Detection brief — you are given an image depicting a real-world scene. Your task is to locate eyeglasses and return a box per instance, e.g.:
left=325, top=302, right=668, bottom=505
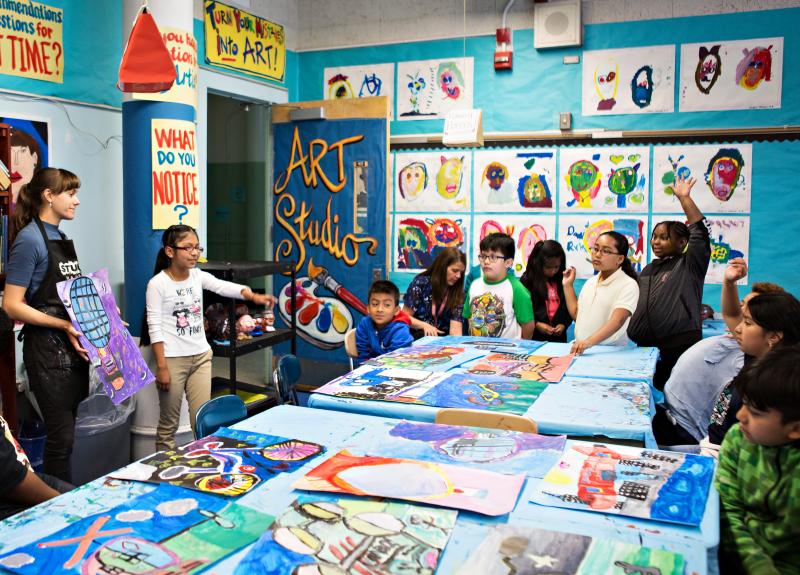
left=173, top=245, right=204, bottom=254
left=477, top=254, right=508, bottom=263
left=591, top=246, right=620, bottom=256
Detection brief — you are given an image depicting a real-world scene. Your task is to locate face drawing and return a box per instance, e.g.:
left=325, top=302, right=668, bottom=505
left=695, top=45, right=721, bottom=94
left=607, top=163, right=640, bottom=208
left=483, top=161, right=507, bottom=191
left=436, top=155, right=464, bottom=199
left=327, top=73, right=354, bottom=99
left=704, top=148, right=744, bottom=202
left=518, top=173, right=551, bottom=208
left=437, top=62, right=464, bottom=100
left=631, top=65, right=653, bottom=108
left=398, top=162, right=428, bottom=200
left=427, top=217, right=463, bottom=249
left=594, top=58, right=619, bottom=110
left=736, top=45, right=773, bottom=90
left=565, top=160, right=601, bottom=208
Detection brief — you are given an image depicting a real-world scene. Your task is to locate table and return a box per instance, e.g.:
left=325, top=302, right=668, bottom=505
left=0, top=405, right=719, bottom=574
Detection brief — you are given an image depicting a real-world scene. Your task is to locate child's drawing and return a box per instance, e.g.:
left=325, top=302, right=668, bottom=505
left=312, top=365, right=441, bottom=401
left=472, top=149, right=557, bottom=211
left=416, top=372, right=548, bottom=414
left=473, top=214, right=556, bottom=275
left=394, top=151, right=471, bottom=212
left=419, top=334, right=546, bottom=355
left=323, top=63, right=395, bottom=117
left=462, top=352, right=573, bottom=383
left=394, top=213, right=469, bottom=271
left=364, top=344, right=485, bottom=372
left=397, top=57, right=474, bottom=120
left=537, top=342, right=659, bottom=382
left=558, top=215, right=648, bottom=278
left=559, top=147, right=650, bottom=211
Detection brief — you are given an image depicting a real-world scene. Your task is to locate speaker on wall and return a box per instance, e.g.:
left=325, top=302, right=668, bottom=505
left=534, top=0, right=582, bottom=49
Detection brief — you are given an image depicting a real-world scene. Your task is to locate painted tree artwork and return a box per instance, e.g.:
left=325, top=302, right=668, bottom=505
left=394, top=151, right=471, bottom=212
left=473, top=214, right=556, bottom=275
left=558, top=215, right=648, bottom=278
left=472, top=149, right=557, bottom=211
left=323, top=63, right=395, bottom=117
left=57, top=268, right=154, bottom=404
left=416, top=372, right=548, bottom=414
left=397, top=57, right=474, bottom=120
left=394, top=213, right=469, bottom=271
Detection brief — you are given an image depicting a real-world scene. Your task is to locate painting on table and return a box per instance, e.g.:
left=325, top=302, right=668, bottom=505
left=559, top=147, right=650, bottom=211
left=394, top=213, right=470, bottom=271
left=312, top=365, right=442, bottom=401
left=462, top=352, right=573, bottom=383
left=472, top=148, right=557, bottom=211
left=558, top=214, right=648, bottom=279
left=418, top=335, right=546, bottom=355
left=531, top=442, right=715, bottom=526
left=416, top=372, right=548, bottom=414
left=364, top=344, right=486, bottom=372
left=294, top=449, right=525, bottom=516
left=473, top=214, right=557, bottom=275
left=397, top=57, right=474, bottom=120
left=537, top=342, right=659, bottom=382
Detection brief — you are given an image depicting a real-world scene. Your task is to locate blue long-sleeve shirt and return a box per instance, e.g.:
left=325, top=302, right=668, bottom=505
left=355, top=314, right=413, bottom=360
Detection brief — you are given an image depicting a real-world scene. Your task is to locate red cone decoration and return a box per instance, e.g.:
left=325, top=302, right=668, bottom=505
left=118, top=8, right=176, bottom=93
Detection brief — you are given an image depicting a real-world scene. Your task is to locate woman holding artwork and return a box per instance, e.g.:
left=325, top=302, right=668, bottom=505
left=627, top=175, right=711, bottom=390
left=2, top=168, right=88, bottom=482
left=402, top=247, right=466, bottom=338
left=520, top=240, right=573, bottom=343
left=563, top=231, right=639, bottom=355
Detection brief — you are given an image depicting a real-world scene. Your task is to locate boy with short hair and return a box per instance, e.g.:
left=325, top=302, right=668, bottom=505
left=355, top=280, right=413, bottom=360
left=716, top=345, right=800, bottom=574
left=463, top=233, right=535, bottom=339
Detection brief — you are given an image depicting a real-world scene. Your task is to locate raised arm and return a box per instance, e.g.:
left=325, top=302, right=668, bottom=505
left=722, top=258, right=748, bottom=333
left=673, top=174, right=703, bottom=225
left=562, top=267, right=578, bottom=320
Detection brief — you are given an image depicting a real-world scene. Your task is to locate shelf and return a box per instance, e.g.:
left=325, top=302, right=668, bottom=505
left=210, top=328, right=294, bottom=357
left=199, top=260, right=295, bottom=281
left=211, top=377, right=278, bottom=415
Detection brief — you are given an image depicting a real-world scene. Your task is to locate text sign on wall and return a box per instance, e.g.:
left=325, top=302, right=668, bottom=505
left=151, top=119, right=199, bottom=230
left=203, top=0, right=285, bottom=82
left=0, top=0, right=63, bottom=83
left=133, top=27, right=198, bottom=110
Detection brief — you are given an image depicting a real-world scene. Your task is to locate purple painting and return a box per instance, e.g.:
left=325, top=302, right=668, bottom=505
left=57, top=268, right=154, bottom=404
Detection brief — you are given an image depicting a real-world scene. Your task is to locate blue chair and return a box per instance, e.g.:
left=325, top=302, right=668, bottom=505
left=274, top=354, right=301, bottom=405
left=195, top=395, right=247, bottom=438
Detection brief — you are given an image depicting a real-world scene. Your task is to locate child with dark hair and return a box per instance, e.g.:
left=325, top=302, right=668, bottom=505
left=520, top=239, right=572, bottom=342
left=356, top=280, right=413, bottom=360
left=463, top=233, right=534, bottom=339
left=716, top=344, right=800, bottom=574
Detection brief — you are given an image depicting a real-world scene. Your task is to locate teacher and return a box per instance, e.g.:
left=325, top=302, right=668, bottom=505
left=402, top=247, right=466, bottom=338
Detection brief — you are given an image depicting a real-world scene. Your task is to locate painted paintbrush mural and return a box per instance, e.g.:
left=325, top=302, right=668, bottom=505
left=532, top=442, right=715, bottom=526
left=558, top=215, right=647, bottom=278
left=0, top=484, right=274, bottom=575
left=394, top=213, right=469, bottom=271
left=233, top=495, right=457, bottom=575
left=680, top=37, right=783, bottom=111
left=313, top=365, right=443, bottom=401
left=652, top=144, right=752, bottom=213
left=294, top=449, right=525, bottom=515
left=323, top=63, right=395, bottom=115
left=473, top=214, right=556, bottom=275
left=416, top=372, right=548, bottom=414
left=397, top=57, right=474, bottom=120
left=456, top=524, right=686, bottom=575
left=582, top=45, right=676, bottom=116
left=559, top=147, right=649, bottom=211
left=472, top=149, right=557, bottom=211
left=461, top=352, right=573, bottom=383
left=57, top=269, right=154, bottom=404
left=394, top=151, right=471, bottom=212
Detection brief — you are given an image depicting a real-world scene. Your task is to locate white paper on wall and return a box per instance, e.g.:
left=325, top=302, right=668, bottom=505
left=558, top=214, right=648, bottom=279
left=397, top=58, right=474, bottom=120
left=472, top=149, right=557, bottom=212
left=323, top=63, right=395, bottom=117
left=472, top=214, right=556, bottom=275
left=394, top=151, right=471, bottom=212
left=394, top=213, right=470, bottom=272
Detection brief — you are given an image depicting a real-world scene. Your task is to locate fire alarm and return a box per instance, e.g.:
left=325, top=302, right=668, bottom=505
left=494, top=27, right=513, bottom=71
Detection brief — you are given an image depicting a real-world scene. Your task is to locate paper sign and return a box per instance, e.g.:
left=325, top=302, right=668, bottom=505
left=133, top=27, right=198, bottom=109
left=0, top=0, right=63, bottom=83
left=151, top=118, right=199, bottom=229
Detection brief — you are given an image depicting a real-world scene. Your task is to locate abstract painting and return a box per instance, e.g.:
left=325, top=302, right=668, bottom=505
left=323, top=63, right=395, bottom=117
left=537, top=342, right=659, bottom=382
left=416, top=372, right=548, bottom=414
left=559, top=147, right=650, bottom=212
left=472, top=149, right=557, bottom=211
left=652, top=144, right=752, bottom=213
left=397, top=57, right=474, bottom=120
left=558, top=215, right=648, bottom=278
left=418, top=335, right=546, bottom=355
left=680, top=37, right=783, bottom=111
left=582, top=45, right=675, bottom=116
left=57, top=268, right=154, bottom=404
left=473, top=214, right=556, bottom=275
left=364, top=344, right=486, bottom=372
left=233, top=495, right=457, bottom=575
left=461, top=352, right=573, bottom=383
left=312, top=365, right=443, bottom=401
left=0, top=483, right=274, bottom=575
left=532, top=442, right=715, bottom=526
left=394, top=151, right=471, bottom=212
left=294, top=449, right=525, bottom=516
left=394, top=213, right=469, bottom=271
left=352, top=420, right=566, bottom=478
left=456, top=524, right=685, bottom=575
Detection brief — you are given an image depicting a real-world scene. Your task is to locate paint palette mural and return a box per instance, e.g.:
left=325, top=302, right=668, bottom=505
left=397, top=57, right=474, bottom=120
left=233, top=495, right=457, bottom=575
left=582, top=45, right=676, bottom=116
left=416, top=372, right=548, bottom=414
left=461, top=352, right=573, bottom=383
left=323, top=63, right=395, bottom=117
left=473, top=214, right=556, bottom=275
left=394, top=151, right=471, bottom=212
left=456, top=524, right=686, bottom=575
left=278, top=277, right=356, bottom=349
left=680, top=37, right=783, bottom=112
left=472, top=149, right=557, bottom=211
left=652, top=144, right=752, bottom=213
left=394, top=213, right=469, bottom=271
left=532, top=442, right=715, bottom=526
left=559, top=147, right=650, bottom=212
left=558, top=214, right=648, bottom=278
left=313, top=365, right=443, bottom=401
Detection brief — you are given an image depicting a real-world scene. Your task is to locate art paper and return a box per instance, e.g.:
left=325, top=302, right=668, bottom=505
left=582, top=45, right=676, bottom=116
left=652, top=144, right=752, bottom=213
left=323, top=63, right=395, bottom=117
left=472, top=149, right=557, bottom=211
left=559, top=147, right=650, bottom=212
left=473, top=214, right=556, bottom=275
left=418, top=335, right=546, bottom=355
left=0, top=1, right=63, bottom=84
left=0, top=483, right=274, bottom=575
left=416, top=372, right=548, bottom=414
left=532, top=442, right=715, bottom=526
left=294, top=449, right=525, bottom=516
left=351, top=420, right=566, bottom=478
left=151, top=118, right=199, bottom=229
left=537, top=343, right=659, bottom=382
left=233, top=495, right=457, bottom=575
left=558, top=215, right=648, bottom=278
left=395, top=213, right=470, bottom=271
left=457, top=524, right=685, bottom=575
left=397, top=57, right=474, bottom=120
left=312, top=364, right=444, bottom=401
left=0, top=115, right=50, bottom=205
left=461, top=352, right=573, bottom=383
left=680, top=37, right=783, bottom=111
left=364, top=344, right=487, bottom=372
left=394, top=151, right=471, bottom=212
left=57, top=268, right=154, bottom=404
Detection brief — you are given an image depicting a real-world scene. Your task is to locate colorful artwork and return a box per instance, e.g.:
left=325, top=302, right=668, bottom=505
left=680, top=37, right=783, bottom=111
left=233, top=495, right=457, bottom=575
left=532, top=442, right=715, bottom=526
left=313, top=365, right=443, bottom=401
left=364, top=344, right=486, bottom=372
left=558, top=215, right=648, bottom=278
left=472, top=149, right=557, bottom=211
left=652, top=144, right=752, bottom=213
left=294, top=449, right=525, bottom=516
left=394, top=213, right=469, bottom=271
left=416, top=372, right=548, bottom=414
left=277, top=276, right=356, bottom=350
left=559, top=147, right=650, bottom=211
left=0, top=115, right=50, bottom=205
left=110, top=429, right=324, bottom=496
left=537, top=342, right=659, bottom=382
left=397, top=57, right=474, bottom=120
left=419, top=335, right=546, bottom=355
left=473, top=214, right=556, bottom=274
left=582, top=45, right=675, bottom=116
left=0, top=483, right=274, bottom=574
left=457, top=524, right=686, bottom=575
left=394, top=151, right=471, bottom=212
left=323, top=63, right=395, bottom=117
left=352, top=420, right=566, bottom=477
left=461, top=352, right=573, bottom=383
left=57, top=269, right=154, bottom=404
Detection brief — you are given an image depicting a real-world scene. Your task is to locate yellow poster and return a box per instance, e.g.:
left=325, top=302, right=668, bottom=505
left=0, top=0, right=63, bottom=83
left=133, top=27, right=198, bottom=110
left=151, top=119, right=199, bottom=230
left=204, top=0, right=285, bottom=82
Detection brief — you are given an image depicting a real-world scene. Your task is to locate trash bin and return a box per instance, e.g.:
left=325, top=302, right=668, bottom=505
left=17, top=419, right=46, bottom=472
